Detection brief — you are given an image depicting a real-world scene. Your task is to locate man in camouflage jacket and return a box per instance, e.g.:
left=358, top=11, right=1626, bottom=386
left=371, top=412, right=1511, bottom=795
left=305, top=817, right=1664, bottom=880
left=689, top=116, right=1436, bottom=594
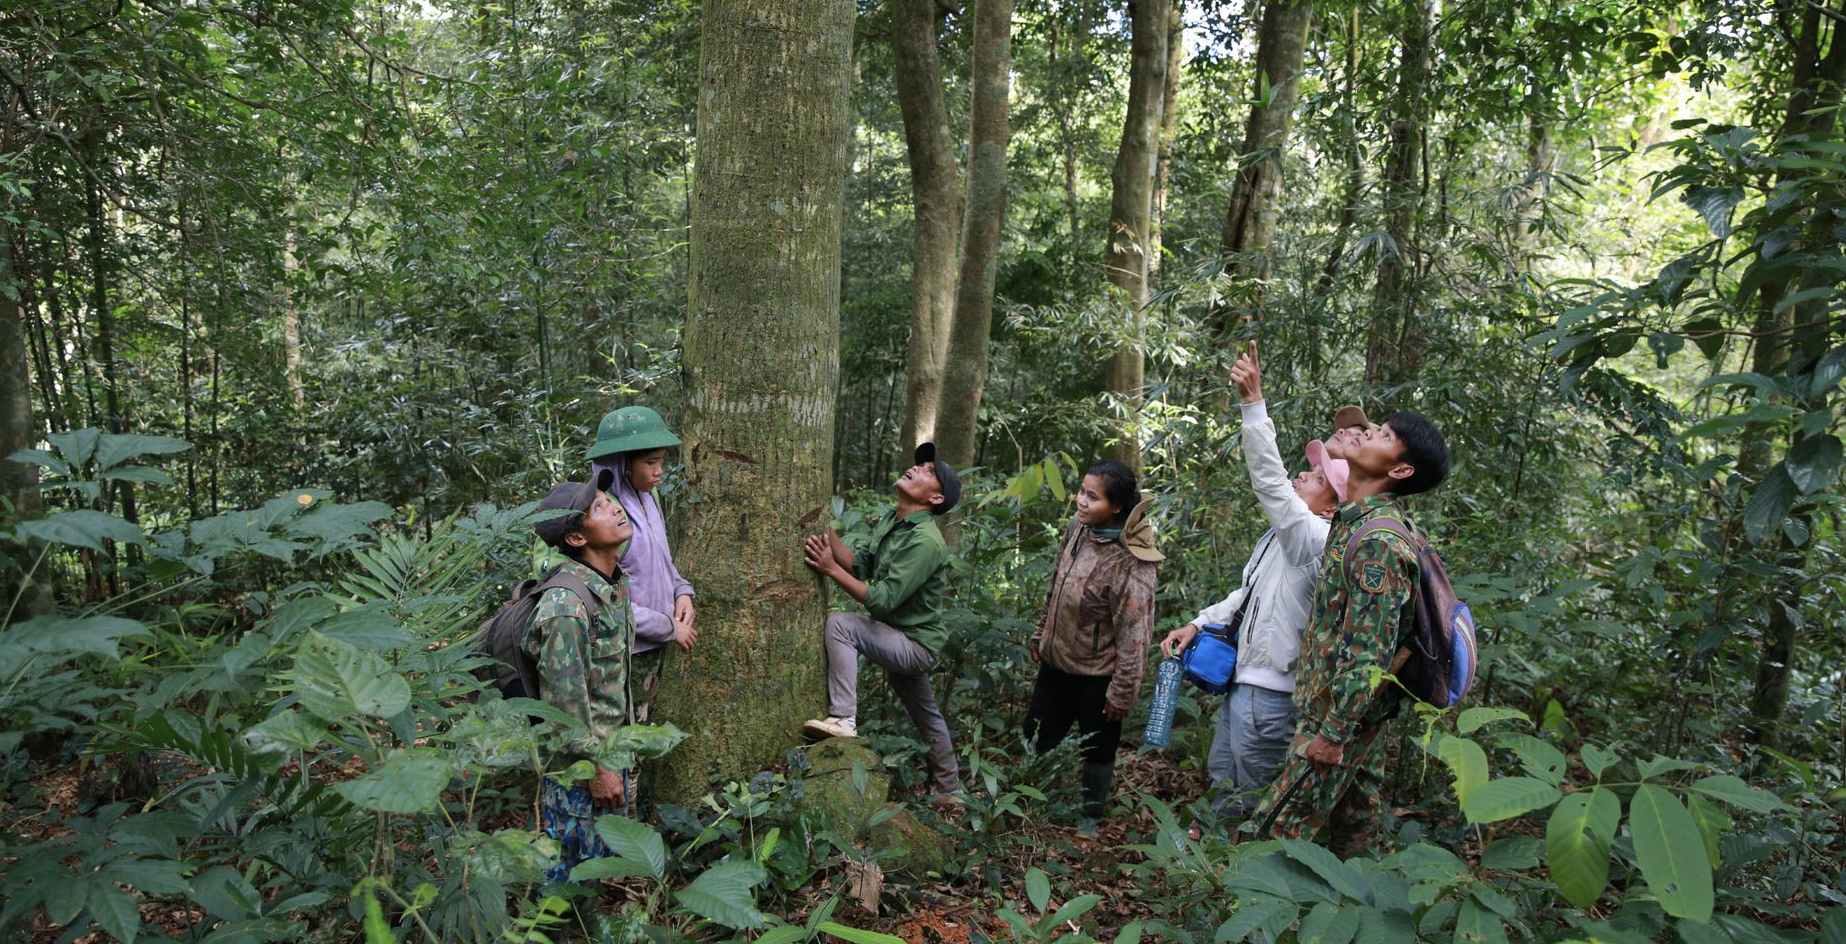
left=1252, top=411, right=1449, bottom=857
left=527, top=470, right=637, bottom=883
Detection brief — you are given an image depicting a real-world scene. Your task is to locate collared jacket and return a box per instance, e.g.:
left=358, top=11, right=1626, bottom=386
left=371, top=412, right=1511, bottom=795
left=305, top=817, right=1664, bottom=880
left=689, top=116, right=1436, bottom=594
left=1295, top=493, right=1418, bottom=745
left=1190, top=400, right=1331, bottom=692
left=592, top=453, right=695, bottom=656
left=524, top=558, right=635, bottom=765
left=855, top=508, right=951, bottom=656
left=1031, top=495, right=1162, bottom=713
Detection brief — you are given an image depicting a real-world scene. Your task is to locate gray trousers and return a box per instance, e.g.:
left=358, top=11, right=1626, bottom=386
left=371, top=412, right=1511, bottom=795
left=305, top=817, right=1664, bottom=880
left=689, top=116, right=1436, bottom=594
left=1206, top=683, right=1299, bottom=819
left=825, top=612, right=960, bottom=793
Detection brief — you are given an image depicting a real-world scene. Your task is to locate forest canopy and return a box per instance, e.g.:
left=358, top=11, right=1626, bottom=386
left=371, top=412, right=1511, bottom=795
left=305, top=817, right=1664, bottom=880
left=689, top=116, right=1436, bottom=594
left=1, top=0, right=1842, bottom=942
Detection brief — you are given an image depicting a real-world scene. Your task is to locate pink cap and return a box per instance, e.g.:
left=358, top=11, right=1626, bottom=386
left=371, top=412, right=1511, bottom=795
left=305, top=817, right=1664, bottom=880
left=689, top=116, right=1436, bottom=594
left=1305, top=440, right=1350, bottom=502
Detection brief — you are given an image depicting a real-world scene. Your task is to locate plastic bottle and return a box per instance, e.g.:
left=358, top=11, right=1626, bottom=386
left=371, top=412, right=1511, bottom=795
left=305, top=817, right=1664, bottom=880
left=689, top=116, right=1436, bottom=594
left=1142, top=656, right=1184, bottom=748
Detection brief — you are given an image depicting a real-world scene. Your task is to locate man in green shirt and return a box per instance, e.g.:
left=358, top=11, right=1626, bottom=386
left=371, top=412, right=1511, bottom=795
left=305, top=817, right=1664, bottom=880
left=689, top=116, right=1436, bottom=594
left=802, top=442, right=963, bottom=798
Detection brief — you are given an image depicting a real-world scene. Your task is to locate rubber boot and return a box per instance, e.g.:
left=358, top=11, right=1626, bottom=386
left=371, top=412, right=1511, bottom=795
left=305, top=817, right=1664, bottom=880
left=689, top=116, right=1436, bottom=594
left=1077, top=761, right=1114, bottom=838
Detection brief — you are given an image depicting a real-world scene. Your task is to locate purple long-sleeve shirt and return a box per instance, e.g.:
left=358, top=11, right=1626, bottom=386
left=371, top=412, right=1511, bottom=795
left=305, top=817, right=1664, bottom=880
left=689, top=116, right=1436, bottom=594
left=591, top=453, right=696, bottom=655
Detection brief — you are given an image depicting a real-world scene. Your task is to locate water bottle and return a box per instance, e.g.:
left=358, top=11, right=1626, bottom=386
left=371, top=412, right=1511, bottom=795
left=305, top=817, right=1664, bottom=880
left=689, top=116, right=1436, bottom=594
left=1142, top=656, right=1184, bottom=749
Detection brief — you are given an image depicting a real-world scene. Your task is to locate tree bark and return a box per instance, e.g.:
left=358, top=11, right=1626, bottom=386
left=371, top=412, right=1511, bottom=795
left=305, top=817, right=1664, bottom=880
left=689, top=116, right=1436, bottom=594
left=654, top=0, right=855, bottom=802
left=0, top=219, right=55, bottom=622
left=281, top=160, right=306, bottom=412
left=1365, top=0, right=1435, bottom=385
left=1216, top=0, right=1312, bottom=287
left=1743, top=0, right=1846, bottom=745
left=1150, top=1, right=1183, bottom=279
left=934, top=0, right=1013, bottom=470
left=892, top=0, right=964, bottom=451
left=1101, top=0, right=1169, bottom=471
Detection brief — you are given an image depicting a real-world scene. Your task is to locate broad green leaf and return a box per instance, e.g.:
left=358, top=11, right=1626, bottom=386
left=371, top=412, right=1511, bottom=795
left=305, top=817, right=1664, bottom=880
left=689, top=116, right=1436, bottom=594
left=753, top=928, right=807, bottom=944
left=6, top=447, right=69, bottom=476
left=1686, top=794, right=1727, bottom=869
left=43, top=874, right=88, bottom=924
left=1214, top=899, right=1295, bottom=943
left=0, top=614, right=150, bottom=661
left=1043, top=457, right=1066, bottom=501
left=16, top=509, right=145, bottom=551
left=1677, top=917, right=1731, bottom=944
left=1819, top=907, right=1846, bottom=944
left=1297, top=901, right=1358, bottom=944
left=1546, top=787, right=1619, bottom=910
left=1458, top=707, right=1527, bottom=734
left=88, top=883, right=141, bottom=944
left=1637, top=754, right=1702, bottom=782
left=1480, top=836, right=1541, bottom=871
left=1630, top=784, right=1714, bottom=921
left=332, top=749, right=451, bottom=813
left=1810, top=345, right=1846, bottom=398
left=243, top=710, right=329, bottom=755
left=1580, top=743, right=1620, bottom=780
left=293, top=633, right=411, bottom=721
left=674, top=860, right=766, bottom=930
left=570, top=857, right=656, bottom=881
left=1282, top=839, right=1372, bottom=902
left=1742, top=466, right=1796, bottom=545
left=1026, top=867, right=1051, bottom=913
left=102, top=465, right=175, bottom=486
left=593, top=815, right=667, bottom=881
left=815, top=922, right=909, bottom=944
left=1501, top=734, right=1568, bottom=787
left=47, top=428, right=102, bottom=468
left=318, top=606, right=416, bottom=651
left=1786, top=435, right=1842, bottom=495
left=1453, top=897, right=1509, bottom=944
left=1114, top=919, right=1144, bottom=944
left=1687, top=774, right=1787, bottom=813
left=1045, top=894, right=1103, bottom=928
left=93, top=433, right=190, bottom=473
left=1461, top=777, right=1561, bottom=824
left=1437, top=734, right=1490, bottom=806
left=1681, top=185, right=1741, bottom=238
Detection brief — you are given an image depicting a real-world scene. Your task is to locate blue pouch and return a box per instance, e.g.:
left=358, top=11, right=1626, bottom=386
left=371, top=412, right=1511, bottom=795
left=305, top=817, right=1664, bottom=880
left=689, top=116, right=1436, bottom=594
left=1181, top=623, right=1238, bottom=694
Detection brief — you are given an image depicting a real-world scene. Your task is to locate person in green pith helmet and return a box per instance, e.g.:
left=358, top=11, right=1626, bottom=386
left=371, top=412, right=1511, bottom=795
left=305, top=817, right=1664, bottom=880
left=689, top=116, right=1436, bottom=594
left=588, top=405, right=697, bottom=726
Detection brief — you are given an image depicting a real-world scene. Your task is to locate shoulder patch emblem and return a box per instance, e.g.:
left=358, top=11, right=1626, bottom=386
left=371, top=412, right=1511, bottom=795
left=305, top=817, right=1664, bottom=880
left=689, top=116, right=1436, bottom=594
left=1357, top=559, right=1389, bottom=595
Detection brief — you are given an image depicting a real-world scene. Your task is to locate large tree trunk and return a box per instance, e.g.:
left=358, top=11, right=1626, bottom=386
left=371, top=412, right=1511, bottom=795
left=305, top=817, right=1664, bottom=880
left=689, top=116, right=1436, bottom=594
left=1101, top=0, right=1169, bottom=471
left=1365, top=0, right=1434, bottom=385
left=1742, top=0, right=1846, bottom=745
left=933, top=0, right=1013, bottom=470
left=893, top=0, right=964, bottom=451
left=281, top=161, right=306, bottom=412
left=653, top=0, right=855, bottom=802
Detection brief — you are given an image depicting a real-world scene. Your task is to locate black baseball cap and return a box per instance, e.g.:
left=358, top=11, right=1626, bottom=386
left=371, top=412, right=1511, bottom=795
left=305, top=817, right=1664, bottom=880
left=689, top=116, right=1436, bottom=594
left=914, top=441, right=961, bottom=515
left=533, top=467, right=616, bottom=548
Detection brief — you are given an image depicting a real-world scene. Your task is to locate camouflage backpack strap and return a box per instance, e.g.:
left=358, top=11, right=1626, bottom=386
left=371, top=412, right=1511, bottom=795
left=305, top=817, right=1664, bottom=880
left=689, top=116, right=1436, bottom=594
left=536, top=568, right=603, bottom=624
left=1343, top=515, right=1422, bottom=580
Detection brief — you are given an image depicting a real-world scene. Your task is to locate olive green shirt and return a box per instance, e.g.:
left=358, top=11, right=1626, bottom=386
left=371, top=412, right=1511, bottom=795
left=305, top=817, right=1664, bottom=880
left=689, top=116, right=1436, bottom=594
left=854, top=508, right=951, bottom=655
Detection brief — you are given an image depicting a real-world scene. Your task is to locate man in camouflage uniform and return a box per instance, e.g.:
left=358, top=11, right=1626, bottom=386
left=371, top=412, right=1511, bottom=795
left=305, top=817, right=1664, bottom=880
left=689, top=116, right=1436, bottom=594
left=527, top=468, right=637, bottom=883
left=1252, top=411, right=1449, bottom=858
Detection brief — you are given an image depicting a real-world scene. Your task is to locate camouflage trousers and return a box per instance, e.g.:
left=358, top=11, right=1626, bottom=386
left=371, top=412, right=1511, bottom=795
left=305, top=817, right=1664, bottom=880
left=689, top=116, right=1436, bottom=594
left=1248, top=721, right=1392, bottom=859
left=631, top=647, right=666, bottom=724
left=541, top=776, right=615, bottom=883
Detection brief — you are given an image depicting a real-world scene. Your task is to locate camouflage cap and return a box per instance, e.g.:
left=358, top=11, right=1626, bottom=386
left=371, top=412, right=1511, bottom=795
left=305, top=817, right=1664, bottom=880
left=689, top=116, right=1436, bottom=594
left=534, top=467, right=617, bottom=548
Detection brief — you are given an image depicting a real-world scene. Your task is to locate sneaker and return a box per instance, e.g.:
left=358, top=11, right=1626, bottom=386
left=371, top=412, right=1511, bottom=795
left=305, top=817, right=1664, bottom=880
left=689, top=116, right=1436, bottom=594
left=803, top=716, right=857, bottom=739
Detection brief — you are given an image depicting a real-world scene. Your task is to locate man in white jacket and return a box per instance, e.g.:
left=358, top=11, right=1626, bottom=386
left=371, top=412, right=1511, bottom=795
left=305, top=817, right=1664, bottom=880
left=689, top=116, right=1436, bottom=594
left=1160, top=341, right=1366, bottom=825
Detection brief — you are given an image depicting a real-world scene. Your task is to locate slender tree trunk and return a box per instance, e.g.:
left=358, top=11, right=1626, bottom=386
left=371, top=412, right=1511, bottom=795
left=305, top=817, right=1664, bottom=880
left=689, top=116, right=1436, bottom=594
left=892, top=0, right=964, bottom=450
left=1048, top=17, right=1084, bottom=273
left=1365, top=0, right=1435, bottom=385
left=1511, top=76, right=1554, bottom=254
left=1215, top=0, right=1312, bottom=291
left=934, top=0, right=1014, bottom=470
left=1743, top=0, right=1846, bottom=744
left=0, top=218, right=55, bottom=622
left=1101, top=0, right=1169, bottom=471
left=654, top=0, right=854, bottom=802
left=1150, top=1, right=1183, bottom=282
left=281, top=160, right=306, bottom=412
left=1308, top=8, right=1364, bottom=380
